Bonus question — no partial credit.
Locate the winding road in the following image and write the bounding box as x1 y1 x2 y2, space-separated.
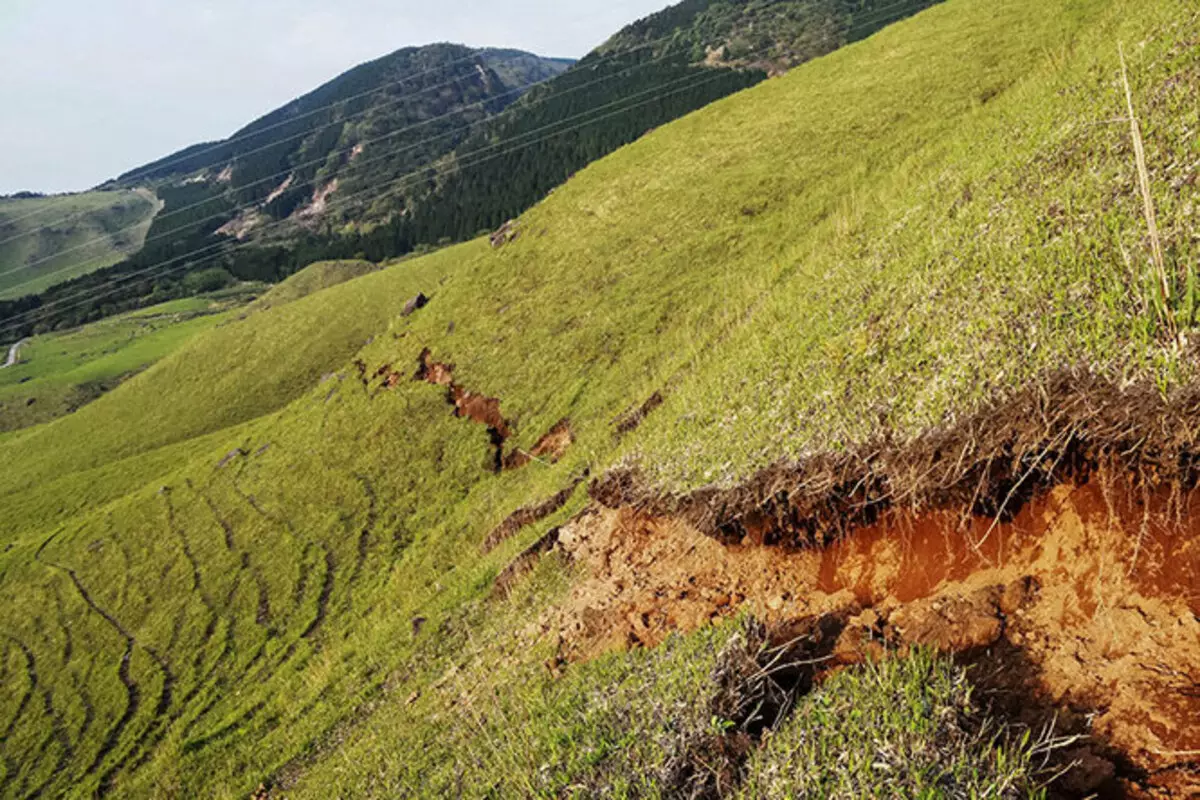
3 338 29 368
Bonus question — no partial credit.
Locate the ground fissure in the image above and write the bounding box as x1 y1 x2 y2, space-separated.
506 373 1200 798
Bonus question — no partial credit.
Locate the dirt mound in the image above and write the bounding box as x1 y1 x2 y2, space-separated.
529 476 1200 797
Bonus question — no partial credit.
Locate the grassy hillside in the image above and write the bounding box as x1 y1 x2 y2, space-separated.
0 191 160 300
0 0 1197 797
0 289 257 434
249 260 379 311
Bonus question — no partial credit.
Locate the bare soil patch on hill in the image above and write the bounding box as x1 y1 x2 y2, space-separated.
512 374 1200 798
537 478 1199 797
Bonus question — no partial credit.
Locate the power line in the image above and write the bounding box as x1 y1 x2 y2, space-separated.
0 0 670 243
0 32 716 288
0 0 934 336
0 28 728 290
0 62 766 336
1 0 926 279
0 48 491 237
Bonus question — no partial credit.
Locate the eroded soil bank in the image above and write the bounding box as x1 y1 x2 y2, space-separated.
530 474 1200 797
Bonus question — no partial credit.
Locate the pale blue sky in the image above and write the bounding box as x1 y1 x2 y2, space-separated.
0 0 670 194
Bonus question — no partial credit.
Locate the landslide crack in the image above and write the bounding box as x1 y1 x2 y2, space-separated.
369 349 578 473
300 546 336 640
484 471 587 553
412 348 511 472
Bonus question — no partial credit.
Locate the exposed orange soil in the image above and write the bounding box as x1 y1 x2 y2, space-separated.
504 419 575 470
536 477 1200 797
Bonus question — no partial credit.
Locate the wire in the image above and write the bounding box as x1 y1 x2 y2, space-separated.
0 48 490 236
0 0 935 336
1 0 927 278
0 62 763 336
0 0 673 241
0 27 738 290
0 29 712 285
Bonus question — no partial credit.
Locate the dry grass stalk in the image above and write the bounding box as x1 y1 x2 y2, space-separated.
1118 42 1178 345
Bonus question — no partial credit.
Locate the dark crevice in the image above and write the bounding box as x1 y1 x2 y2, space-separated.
614 391 664 437
300 548 336 641
484 471 588 553
34 550 175 792
189 479 236 552
25 682 75 799
492 527 564 600
1 633 36 745
161 488 217 621
662 615 847 800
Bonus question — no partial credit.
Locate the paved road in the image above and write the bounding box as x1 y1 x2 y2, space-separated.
2 338 29 369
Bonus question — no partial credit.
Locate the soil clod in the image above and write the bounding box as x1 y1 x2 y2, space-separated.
401 293 429 317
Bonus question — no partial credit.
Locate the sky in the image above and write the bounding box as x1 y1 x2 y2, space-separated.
0 0 671 195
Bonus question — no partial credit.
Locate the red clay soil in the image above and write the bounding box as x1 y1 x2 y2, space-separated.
504 419 575 470
531 476 1200 798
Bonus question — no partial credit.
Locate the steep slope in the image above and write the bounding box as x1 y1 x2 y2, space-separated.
345 0 943 249
118 45 570 204
0 190 160 300
0 0 1197 797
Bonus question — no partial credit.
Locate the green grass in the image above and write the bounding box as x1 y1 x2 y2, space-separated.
0 190 161 299
740 651 1050 799
249 260 380 311
0 0 1196 796
0 291 259 433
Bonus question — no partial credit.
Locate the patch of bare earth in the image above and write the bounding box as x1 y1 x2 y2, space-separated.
531 480 1199 797
510 375 1200 798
